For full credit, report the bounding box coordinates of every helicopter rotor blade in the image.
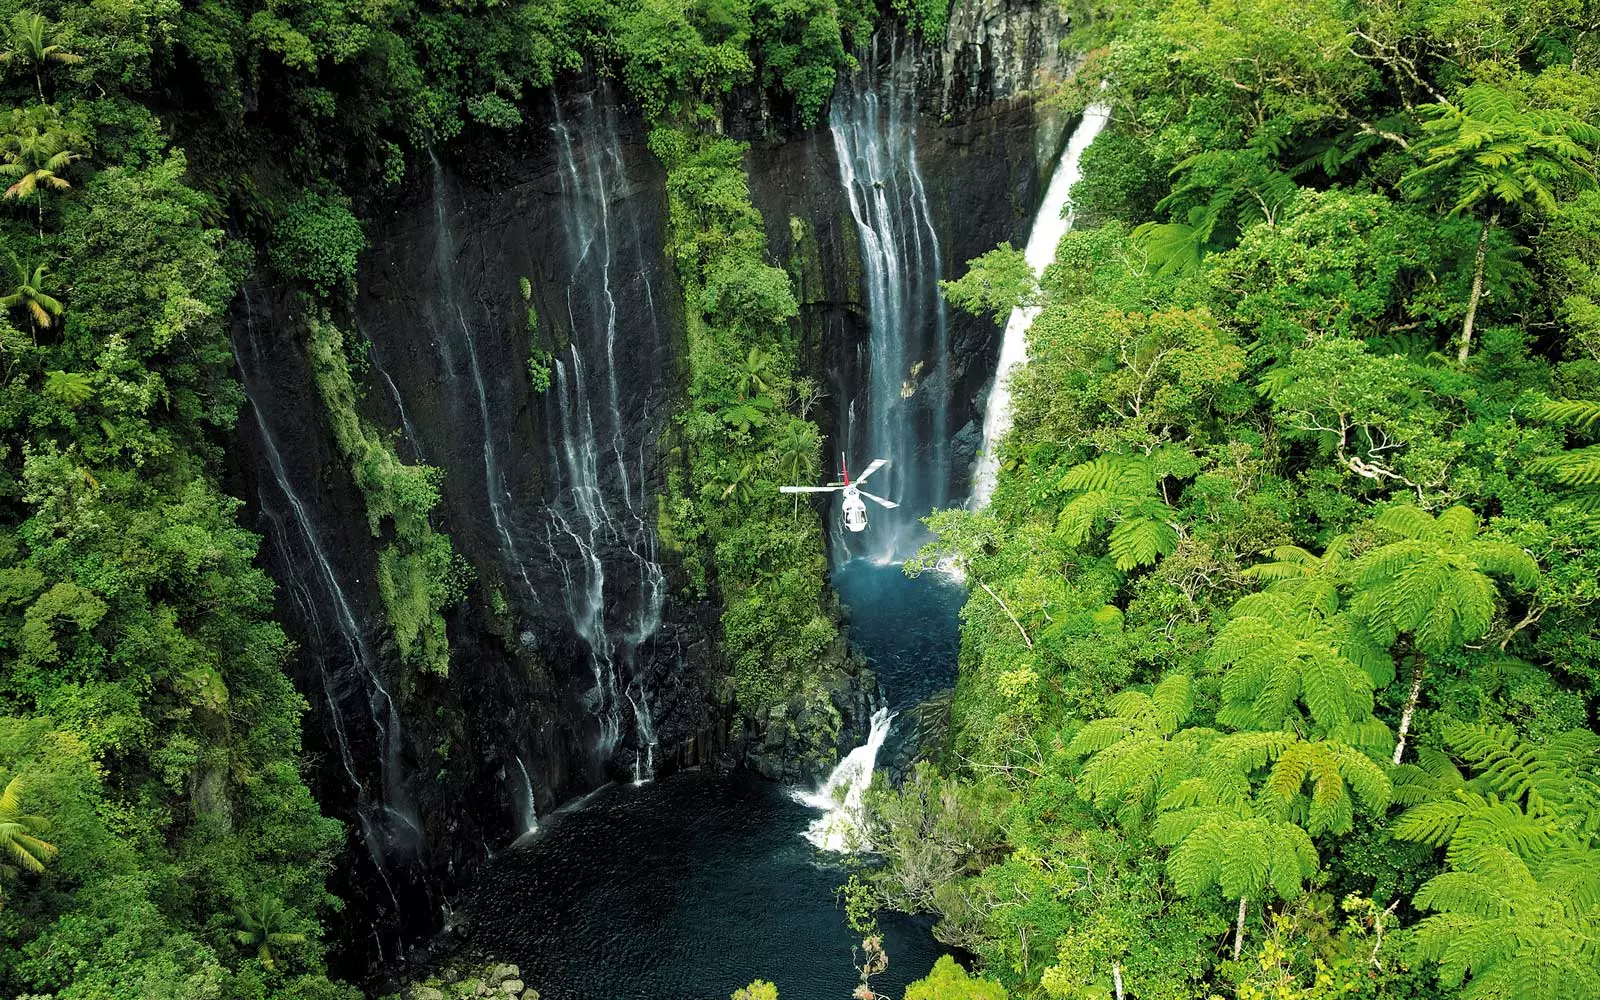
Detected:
[854,458,888,485]
[857,489,900,509]
[779,485,843,494]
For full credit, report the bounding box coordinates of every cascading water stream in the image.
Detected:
[232,292,418,900]
[512,756,540,839]
[545,94,668,773]
[970,104,1112,508]
[793,707,894,851]
[425,149,544,610]
[830,40,951,563]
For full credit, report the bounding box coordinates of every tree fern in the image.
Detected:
[1396,726,1600,999]
[1240,535,1350,614]
[1352,505,1539,762]
[1531,397,1600,516]
[1056,454,1179,570]
[1210,589,1393,734]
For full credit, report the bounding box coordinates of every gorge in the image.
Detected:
[222,1,1082,979]
[9,0,1591,996]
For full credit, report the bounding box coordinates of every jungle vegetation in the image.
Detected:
[0,0,912,994]
[856,0,1600,998]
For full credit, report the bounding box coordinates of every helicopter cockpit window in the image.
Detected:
[844,504,867,530]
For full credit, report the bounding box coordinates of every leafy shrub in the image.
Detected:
[269,192,365,298]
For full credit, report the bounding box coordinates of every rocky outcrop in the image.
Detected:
[931,0,1075,120]
[387,960,538,1000]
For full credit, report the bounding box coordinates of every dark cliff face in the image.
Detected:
[227,4,1072,973]
[230,86,736,974]
[746,28,1070,523]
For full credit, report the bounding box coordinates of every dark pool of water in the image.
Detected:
[442,559,966,1000]
[830,559,966,715]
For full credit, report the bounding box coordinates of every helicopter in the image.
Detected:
[780,456,899,532]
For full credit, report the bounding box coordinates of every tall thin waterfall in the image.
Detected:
[426,149,542,607]
[830,43,951,562]
[970,105,1112,508]
[233,292,419,893]
[546,94,667,772]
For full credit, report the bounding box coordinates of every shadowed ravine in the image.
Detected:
[438,561,963,998]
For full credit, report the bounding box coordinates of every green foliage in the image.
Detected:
[1402,83,1599,219]
[0,42,353,990]
[904,955,1007,1000]
[231,897,309,971]
[1531,396,1600,514]
[652,124,834,707]
[303,315,462,676]
[942,243,1038,325]
[1394,726,1600,1000]
[0,774,56,898]
[1352,506,1539,655]
[733,980,779,1000]
[268,192,365,299]
[1056,453,1181,570]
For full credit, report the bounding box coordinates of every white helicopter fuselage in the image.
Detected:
[841,487,868,532]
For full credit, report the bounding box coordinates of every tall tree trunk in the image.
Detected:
[1459,211,1498,363]
[1113,963,1124,1000]
[1233,896,1248,960]
[1392,652,1427,765]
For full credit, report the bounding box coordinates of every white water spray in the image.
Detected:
[233,291,417,904]
[970,104,1112,509]
[426,149,542,605]
[513,756,539,838]
[794,707,894,852]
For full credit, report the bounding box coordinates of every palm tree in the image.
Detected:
[773,418,817,477]
[0,124,79,234]
[1,254,62,340]
[231,897,307,970]
[1401,83,1600,362]
[0,13,83,99]
[1351,505,1540,764]
[0,775,57,905]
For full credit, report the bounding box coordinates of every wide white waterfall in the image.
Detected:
[970,104,1112,509]
[547,95,667,770]
[830,45,950,562]
[794,707,894,852]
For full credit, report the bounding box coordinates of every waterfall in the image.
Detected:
[830,41,951,563]
[794,707,894,852]
[425,149,542,607]
[546,93,667,772]
[970,105,1112,509]
[512,756,539,838]
[368,338,423,461]
[232,292,419,890]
